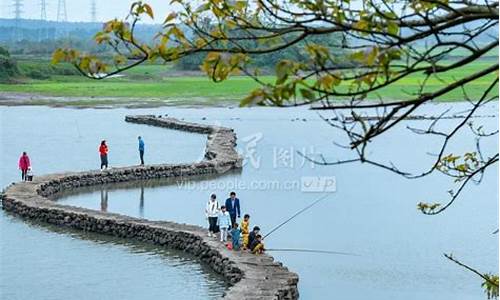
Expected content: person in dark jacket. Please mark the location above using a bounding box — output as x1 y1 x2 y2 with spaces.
247 226 260 249
138 136 145 165
224 191 241 227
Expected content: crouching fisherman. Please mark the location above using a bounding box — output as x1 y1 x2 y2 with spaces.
250 234 265 255
248 226 260 247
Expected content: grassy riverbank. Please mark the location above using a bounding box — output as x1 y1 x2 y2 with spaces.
0 58 497 107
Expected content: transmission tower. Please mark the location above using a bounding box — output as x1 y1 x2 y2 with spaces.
90 0 96 22
40 0 47 20
11 0 23 41
39 0 49 41
57 0 67 22
12 0 23 20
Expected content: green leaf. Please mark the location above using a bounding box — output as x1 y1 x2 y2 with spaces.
387 21 399 36
195 3 211 13
240 89 265 106
163 12 176 24
51 48 65 64
143 4 154 19
299 88 316 101
275 60 292 85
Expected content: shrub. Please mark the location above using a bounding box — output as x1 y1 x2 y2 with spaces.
0 47 20 82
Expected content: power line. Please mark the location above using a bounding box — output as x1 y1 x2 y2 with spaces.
266 248 360 256
57 0 67 22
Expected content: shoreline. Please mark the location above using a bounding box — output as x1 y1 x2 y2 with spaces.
0 92 238 109
0 91 490 110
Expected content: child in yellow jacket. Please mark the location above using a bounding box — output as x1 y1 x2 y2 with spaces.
240 214 250 250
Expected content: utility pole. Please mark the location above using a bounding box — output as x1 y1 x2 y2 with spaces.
57 0 67 22
90 0 96 22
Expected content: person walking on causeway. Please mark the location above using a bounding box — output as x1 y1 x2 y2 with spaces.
18 152 31 181
138 136 145 165
99 140 109 170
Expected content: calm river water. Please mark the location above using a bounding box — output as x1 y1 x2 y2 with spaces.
1 104 498 300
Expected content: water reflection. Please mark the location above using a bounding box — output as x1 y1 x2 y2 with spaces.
101 187 146 215
1 211 229 300
139 185 145 218
55 171 240 200
100 188 108 212
56 171 240 219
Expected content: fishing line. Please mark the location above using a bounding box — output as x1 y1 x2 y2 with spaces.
266 248 360 257
263 193 330 239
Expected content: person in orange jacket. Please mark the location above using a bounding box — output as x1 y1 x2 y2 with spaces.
99 140 109 170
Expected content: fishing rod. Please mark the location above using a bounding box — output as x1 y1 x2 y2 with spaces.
266 248 360 257
263 193 330 239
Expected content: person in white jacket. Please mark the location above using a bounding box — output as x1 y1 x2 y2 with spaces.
205 194 219 237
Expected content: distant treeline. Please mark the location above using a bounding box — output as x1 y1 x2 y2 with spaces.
0 46 79 82
0 18 350 72
0 18 162 57
1 18 496 77
175 32 350 71
0 18 161 42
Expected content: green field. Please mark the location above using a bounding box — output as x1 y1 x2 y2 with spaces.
0 59 497 106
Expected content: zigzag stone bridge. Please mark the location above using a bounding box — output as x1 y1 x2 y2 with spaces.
1 115 299 300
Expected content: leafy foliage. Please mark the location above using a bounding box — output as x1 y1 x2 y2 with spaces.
483 274 500 299
0 47 19 82
0 46 10 57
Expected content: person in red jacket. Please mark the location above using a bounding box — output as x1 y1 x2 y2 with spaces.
18 152 31 181
99 140 109 170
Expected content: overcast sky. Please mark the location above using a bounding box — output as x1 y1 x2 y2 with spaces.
0 0 174 23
